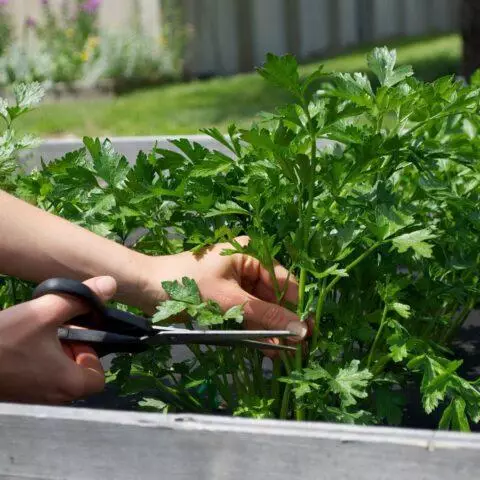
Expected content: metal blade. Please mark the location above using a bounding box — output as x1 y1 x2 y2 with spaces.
145 329 296 346
234 340 296 352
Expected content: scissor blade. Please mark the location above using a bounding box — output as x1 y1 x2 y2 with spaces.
146 329 296 346
235 340 297 352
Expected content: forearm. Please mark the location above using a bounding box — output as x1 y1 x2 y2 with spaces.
0 190 155 311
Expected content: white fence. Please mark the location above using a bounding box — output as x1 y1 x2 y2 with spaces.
182 0 462 76
6 0 462 77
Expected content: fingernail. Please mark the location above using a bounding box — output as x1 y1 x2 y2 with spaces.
287 321 308 339
94 276 117 298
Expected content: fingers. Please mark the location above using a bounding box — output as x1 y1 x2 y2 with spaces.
272 262 299 304
230 236 298 305
220 282 307 341
70 344 105 395
36 276 117 326
254 261 299 305
244 294 307 340
58 344 104 399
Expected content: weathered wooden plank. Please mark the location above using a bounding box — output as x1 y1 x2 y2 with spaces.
357 0 375 43
372 0 402 39
252 0 287 66
284 0 301 57
20 136 335 172
0 403 480 480
338 0 360 47
235 0 255 72
299 0 330 58
404 0 429 36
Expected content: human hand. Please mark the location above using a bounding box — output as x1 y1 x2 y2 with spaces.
0 276 116 404
140 237 307 342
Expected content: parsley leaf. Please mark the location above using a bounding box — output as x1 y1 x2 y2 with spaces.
330 360 373 408
162 277 202 304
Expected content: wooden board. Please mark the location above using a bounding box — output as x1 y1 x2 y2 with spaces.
0 403 480 480
20 135 335 171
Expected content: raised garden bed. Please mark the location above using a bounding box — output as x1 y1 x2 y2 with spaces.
18 132 480 435
1 403 480 480
4 48 480 477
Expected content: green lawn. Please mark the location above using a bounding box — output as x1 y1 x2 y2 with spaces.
18 34 462 138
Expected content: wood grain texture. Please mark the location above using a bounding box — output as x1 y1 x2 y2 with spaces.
0 404 480 480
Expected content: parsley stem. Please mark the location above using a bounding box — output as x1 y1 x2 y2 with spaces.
312 281 326 350
272 358 281 412
325 242 382 296
157 380 201 412
250 350 265 397
442 299 475 344
280 351 292 375
280 384 292 420
236 348 254 394
279 351 293 419
8 278 17 305
295 267 308 420
367 303 389 370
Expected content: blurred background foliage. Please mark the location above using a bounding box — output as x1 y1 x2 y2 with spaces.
0 0 475 137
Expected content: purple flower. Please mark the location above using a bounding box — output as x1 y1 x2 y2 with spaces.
25 16 37 28
80 0 101 13
0 0 8 6
40 0 48 5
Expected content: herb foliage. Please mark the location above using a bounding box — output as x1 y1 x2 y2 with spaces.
2 48 480 430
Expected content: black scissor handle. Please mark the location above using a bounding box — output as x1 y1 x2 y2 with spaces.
32 278 154 336
33 278 106 311
57 327 149 356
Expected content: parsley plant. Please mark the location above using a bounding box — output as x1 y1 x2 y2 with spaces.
3 48 480 430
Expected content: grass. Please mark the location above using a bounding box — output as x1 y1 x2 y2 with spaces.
18 34 462 138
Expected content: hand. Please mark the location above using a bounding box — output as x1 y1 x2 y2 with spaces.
141 237 307 341
0 276 116 404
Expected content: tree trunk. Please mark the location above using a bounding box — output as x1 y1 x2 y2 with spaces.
462 0 480 79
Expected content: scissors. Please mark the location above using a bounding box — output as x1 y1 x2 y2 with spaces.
32 278 297 356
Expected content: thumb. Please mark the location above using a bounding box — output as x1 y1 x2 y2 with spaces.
36 276 117 327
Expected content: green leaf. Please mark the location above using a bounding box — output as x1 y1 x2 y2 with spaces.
439 397 470 432
257 53 301 96
391 302 411 319
329 72 374 107
89 139 130 188
161 277 202 304
367 47 413 88
369 205 414 241
13 82 45 111
391 229 436 258
138 397 168 412
190 152 233 177
312 263 348 280
223 305 244 324
471 69 480 87
389 342 408 363
152 300 187 323
330 360 373 408
201 127 238 155
196 308 225 327
205 200 250 218
375 387 405 426
0 98 8 119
